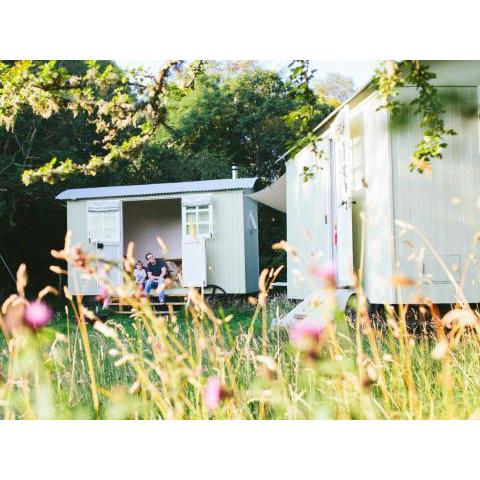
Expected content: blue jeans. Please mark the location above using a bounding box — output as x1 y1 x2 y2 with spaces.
145 278 166 303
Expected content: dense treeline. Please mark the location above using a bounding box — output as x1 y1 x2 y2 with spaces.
0 61 334 296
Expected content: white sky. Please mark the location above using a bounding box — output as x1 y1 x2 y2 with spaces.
265 60 379 87
116 60 380 89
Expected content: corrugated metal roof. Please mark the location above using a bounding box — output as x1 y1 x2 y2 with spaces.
56 177 258 201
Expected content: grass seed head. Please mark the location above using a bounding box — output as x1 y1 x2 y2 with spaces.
442 309 478 329
431 340 449 360
16 264 28 297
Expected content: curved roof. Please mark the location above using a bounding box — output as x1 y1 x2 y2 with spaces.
56 177 258 201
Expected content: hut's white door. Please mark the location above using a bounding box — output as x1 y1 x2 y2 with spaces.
181 196 212 287
87 200 123 288
331 107 354 287
182 237 207 287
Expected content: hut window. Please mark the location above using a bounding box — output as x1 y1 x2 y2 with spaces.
185 204 213 238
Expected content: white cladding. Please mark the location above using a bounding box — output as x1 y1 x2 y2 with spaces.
285 61 480 305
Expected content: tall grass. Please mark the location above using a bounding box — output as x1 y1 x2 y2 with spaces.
1 233 480 419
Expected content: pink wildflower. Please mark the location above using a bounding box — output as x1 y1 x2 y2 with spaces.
71 244 86 268
96 287 110 309
290 318 324 344
310 263 336 287
290 318 325 359
24 300 53 329
204 377 221 411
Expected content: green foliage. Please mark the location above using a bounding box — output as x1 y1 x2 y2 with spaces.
0 61 333 289
314 71 355 106
0 61 115 295
131 65 331 273
160 69 296 179
283 60 332 158
0 60 205 185
373 60 456 173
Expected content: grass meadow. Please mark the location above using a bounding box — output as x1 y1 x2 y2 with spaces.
2 236 480 420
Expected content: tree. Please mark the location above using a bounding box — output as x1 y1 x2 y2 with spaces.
283 61 334 158
0 61 135 295
207 60 259 78
0 60 205 185
134 66 330 273
161 68 300 180
314 71 355 107
0 60 333 287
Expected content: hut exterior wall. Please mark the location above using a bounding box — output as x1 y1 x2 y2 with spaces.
390 85 480 303
360 95 396 304
67 200 98 295
206 190 247 293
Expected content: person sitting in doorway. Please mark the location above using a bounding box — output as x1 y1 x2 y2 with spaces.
134 260 147 292
144 252 168 303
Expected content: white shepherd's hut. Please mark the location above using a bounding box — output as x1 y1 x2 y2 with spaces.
251 61 480 324
56 170 259 297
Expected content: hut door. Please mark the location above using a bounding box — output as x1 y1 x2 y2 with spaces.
331 106 354 288
182 237 207 288
181 195 211 287
87 200 123 289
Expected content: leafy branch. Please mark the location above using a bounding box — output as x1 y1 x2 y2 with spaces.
0 60 206 185
373 60 456 173
284 60 329 181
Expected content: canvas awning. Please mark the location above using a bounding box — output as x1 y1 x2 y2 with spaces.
248 174 286 213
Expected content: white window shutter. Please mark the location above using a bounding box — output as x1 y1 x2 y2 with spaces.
87 201 120 243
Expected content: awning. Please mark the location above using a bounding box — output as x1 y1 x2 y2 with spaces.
248 174 286 213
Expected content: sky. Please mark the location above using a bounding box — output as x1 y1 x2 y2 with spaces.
264 60 379 87
116 60 380 89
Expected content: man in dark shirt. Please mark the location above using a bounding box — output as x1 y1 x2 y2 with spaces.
144 252 168 303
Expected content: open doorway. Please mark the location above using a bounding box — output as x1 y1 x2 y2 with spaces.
122 196 211 289
123 198 183 278
350 112 365 276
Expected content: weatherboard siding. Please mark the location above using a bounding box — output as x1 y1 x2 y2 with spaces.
67 200 98 296
205 190 246 293
390 86 480 303
361 95 396 304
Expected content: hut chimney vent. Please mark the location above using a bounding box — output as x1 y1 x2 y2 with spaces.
232 164 238 179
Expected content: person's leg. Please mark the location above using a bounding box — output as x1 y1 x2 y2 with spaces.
145 279 158 295
158 278 166 303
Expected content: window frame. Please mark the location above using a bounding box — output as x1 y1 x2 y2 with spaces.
183 203 213 239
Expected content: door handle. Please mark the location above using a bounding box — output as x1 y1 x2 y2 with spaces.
97 242 104 249
340 200 356 207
